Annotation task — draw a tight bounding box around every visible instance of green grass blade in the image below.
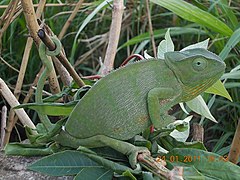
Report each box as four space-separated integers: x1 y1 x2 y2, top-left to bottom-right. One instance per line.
119 27 206 49
151 0 233 36
219 27 240 60
218 0 238 28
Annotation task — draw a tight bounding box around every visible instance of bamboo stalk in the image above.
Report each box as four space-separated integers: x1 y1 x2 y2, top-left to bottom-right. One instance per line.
100 0 124 75
145 0 157 58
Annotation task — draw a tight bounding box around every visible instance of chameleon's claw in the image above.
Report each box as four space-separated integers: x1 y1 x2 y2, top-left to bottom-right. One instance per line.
129 147 151 169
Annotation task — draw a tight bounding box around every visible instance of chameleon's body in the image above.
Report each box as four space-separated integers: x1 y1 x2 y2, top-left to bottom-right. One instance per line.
66 60 176 140
65 48 225 141
36 37 225 168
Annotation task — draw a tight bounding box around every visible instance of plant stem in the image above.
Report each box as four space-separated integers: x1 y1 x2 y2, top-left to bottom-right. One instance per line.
228 119 240 164
145 0 156 58
100 0 124 75
0 106 7 149
0 78 36 130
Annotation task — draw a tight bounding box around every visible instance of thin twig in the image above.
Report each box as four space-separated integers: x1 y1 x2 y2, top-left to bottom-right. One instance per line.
58 0 84 40
0 106 7 149
228 119 240 164
0 78 36 129
145 0 157 58
38 28 85 87
100 0 124 75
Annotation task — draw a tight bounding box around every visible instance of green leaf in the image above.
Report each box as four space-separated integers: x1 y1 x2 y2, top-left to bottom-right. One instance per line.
119 27 206 49
28 150 103 176
77 149 141 175
222 70 240 80
157 28 174 59
186 95 217 123
169 116 192 142
15 101 78 116
180 38 209 51
218 0 238 28
74 168 113 180
219 27 240 60
158 136 206 151
4 143 54 156
144 50 153 59
212 132 234 153
151 0 233 36
166 148 240 179
205 80 232 101
181 166 205 180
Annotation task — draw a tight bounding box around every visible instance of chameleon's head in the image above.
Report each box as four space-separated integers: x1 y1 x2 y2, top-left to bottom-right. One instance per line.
165 48 226 100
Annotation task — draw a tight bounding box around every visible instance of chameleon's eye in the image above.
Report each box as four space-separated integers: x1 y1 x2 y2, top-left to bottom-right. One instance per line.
192 58 207 71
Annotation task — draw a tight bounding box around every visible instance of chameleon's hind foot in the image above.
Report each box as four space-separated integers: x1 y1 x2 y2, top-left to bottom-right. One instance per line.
129 146 150 168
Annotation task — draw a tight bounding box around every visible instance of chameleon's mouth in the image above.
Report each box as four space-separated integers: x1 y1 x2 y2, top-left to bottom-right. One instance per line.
181 71 224 101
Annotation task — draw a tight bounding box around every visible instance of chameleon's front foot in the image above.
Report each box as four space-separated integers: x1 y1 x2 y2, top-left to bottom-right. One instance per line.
128 146 151 168
159 113 176 128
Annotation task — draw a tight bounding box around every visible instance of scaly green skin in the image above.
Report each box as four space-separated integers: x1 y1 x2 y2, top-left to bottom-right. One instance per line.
37 38 226 168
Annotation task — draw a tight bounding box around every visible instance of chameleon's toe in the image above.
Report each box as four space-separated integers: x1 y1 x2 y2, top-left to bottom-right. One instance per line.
129 147 150 169
160 114 176 127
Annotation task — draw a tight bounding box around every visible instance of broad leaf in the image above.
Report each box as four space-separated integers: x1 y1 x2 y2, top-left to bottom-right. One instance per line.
186 95 217 123
205 80 232 101
157 28 174 59
28 150 103 176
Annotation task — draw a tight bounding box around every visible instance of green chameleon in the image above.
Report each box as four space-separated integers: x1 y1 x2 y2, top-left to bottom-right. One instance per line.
36 37 225 168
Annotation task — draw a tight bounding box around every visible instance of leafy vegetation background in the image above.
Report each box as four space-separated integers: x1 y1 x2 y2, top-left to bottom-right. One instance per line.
0 0 239 160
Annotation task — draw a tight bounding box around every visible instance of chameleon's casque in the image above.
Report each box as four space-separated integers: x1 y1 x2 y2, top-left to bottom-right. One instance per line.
65 48 225 140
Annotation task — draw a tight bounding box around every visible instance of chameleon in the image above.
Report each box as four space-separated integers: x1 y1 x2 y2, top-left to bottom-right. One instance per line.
36 37 225 168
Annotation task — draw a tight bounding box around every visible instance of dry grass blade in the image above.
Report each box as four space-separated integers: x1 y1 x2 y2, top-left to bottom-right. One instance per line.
0 0 20 53
145 0 157 58
58 0 84 40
